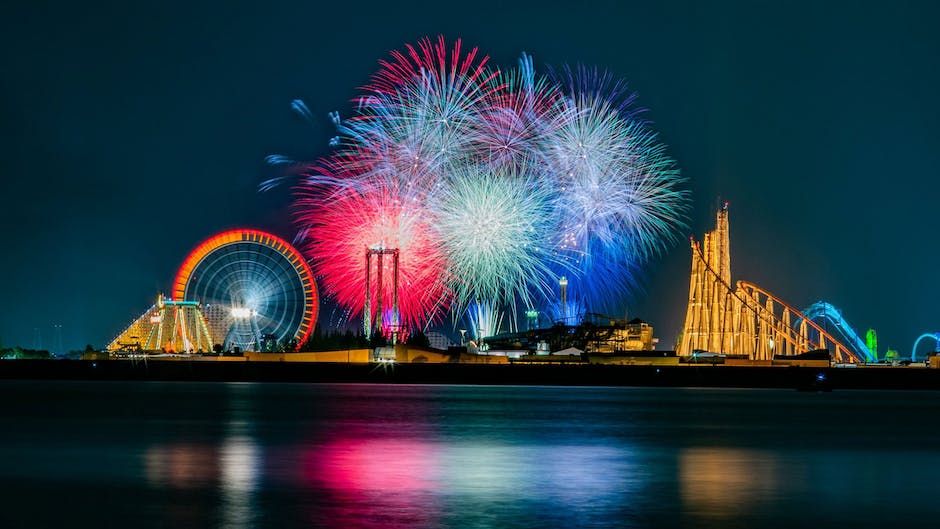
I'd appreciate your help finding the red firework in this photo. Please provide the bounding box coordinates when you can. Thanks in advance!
[295,182,451,329]
[292,37,502,326]
[365,35,496,97]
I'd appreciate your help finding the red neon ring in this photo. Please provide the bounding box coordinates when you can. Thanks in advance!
[172,229,318,346]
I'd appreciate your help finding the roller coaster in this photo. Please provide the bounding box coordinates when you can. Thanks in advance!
[678,206,939,364]
[796,302,875,362]
[680,207,863,362]
[677,206,940,364]
[912,333,940,361]
[798,304,940,363]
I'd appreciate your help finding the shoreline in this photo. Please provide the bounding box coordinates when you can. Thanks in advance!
[2,360,940,390]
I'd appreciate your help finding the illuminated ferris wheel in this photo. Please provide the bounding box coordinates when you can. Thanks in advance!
[172,229,318,351]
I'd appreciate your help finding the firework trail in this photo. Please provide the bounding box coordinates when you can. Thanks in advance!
[291,99,316,123]
[464,299,504,341]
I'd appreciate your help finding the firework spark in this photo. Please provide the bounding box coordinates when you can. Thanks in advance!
[464,299,504,341]
[294,182,450,329]
[431,164,557,310]
[287,37,688,329]
[332,36,500,196]
[546,67,688,308]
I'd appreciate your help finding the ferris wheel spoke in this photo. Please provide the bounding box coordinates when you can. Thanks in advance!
[176,230,318,351]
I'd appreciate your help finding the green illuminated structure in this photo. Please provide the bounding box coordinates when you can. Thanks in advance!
[885,349,899,364]
[865,329,878,362]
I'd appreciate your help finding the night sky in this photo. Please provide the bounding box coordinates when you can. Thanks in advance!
[2,0,937,354]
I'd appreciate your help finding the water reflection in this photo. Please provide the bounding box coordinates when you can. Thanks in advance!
[138,385,657,527]
[143,436,261,527]
[5,382,940,528]
[298,437,641,528]
[145,443,218,489]
[220,435,260,529]
[220,384,261,529]
[679,447,786,519]
[305,438,441,491]
[143,383,261,528]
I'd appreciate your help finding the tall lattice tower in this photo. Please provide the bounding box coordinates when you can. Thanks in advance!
[705,204,731,284]
[363,246,400,342]
[681,204,736,355]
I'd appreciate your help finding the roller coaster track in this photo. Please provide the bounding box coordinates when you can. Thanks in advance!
[912,333,940,361]
[679,207,863,363]
[798,305,939,362]
[796,302,874,362]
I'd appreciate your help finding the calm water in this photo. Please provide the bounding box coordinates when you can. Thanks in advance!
[0,381,938,528]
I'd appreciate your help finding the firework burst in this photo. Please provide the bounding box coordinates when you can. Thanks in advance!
[332,36,500,196]
[431,164,557,310]
[287,37,688,329]
[294,182,450,329]
[546,67,688,309]
[476,53,571,170]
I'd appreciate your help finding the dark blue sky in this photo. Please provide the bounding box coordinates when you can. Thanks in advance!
[1,0,937,353]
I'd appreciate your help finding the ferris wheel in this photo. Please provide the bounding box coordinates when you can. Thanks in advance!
[172,229,318,351]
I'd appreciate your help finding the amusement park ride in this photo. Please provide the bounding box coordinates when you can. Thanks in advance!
[108,229,318,354]
[678,205,937,363]
[363,246,401,342]
[107,212,936,362]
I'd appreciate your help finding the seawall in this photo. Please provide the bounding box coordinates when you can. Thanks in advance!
[2,360,940,390]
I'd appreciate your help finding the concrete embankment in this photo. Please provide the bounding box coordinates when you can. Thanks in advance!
[2,360,940,390]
